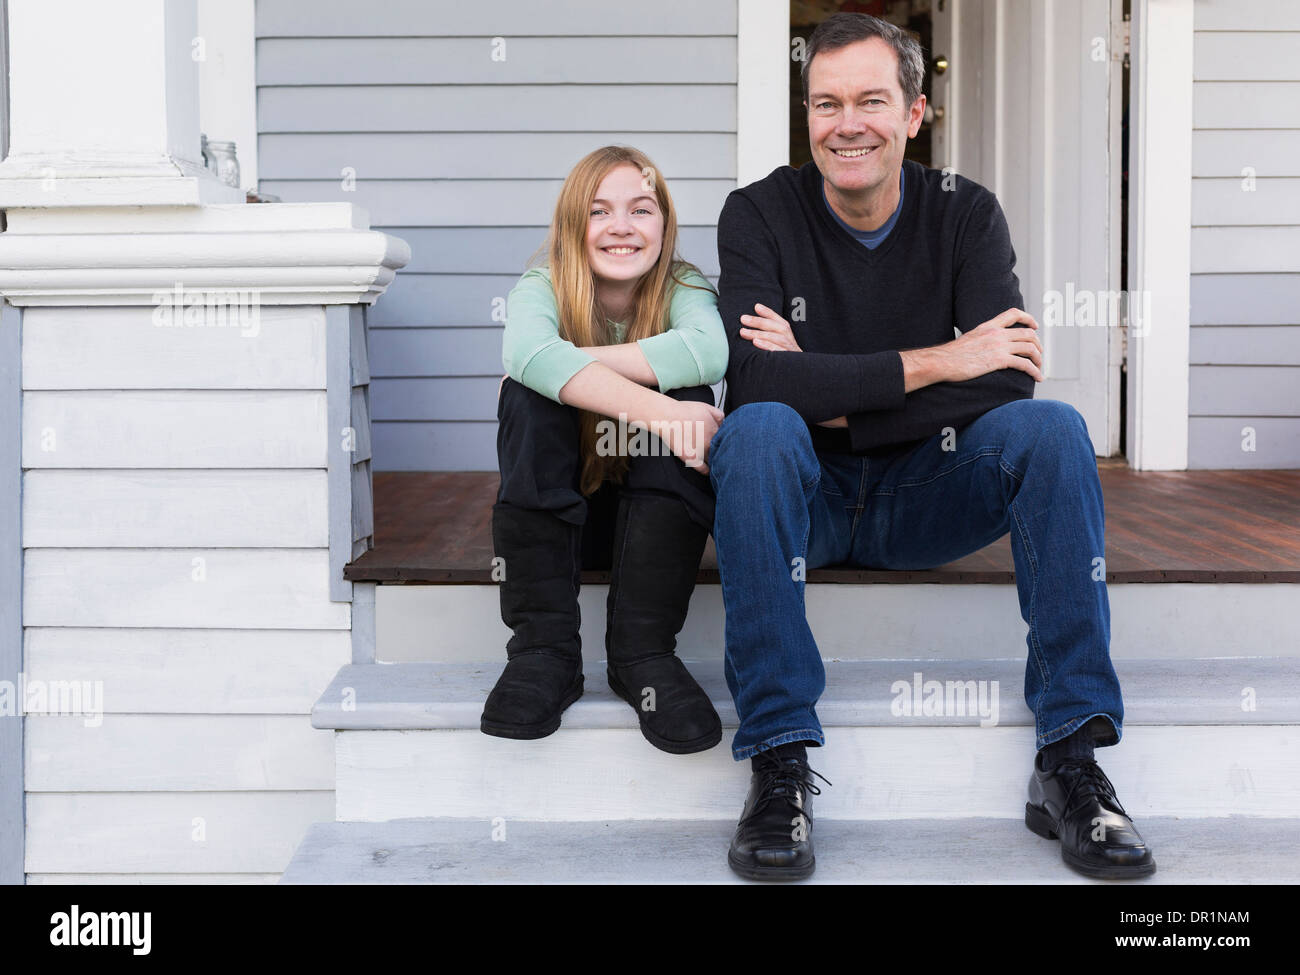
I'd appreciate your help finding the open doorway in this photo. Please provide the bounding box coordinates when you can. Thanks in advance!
[785,0,1127,459]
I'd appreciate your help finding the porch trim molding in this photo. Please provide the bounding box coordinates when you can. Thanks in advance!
[1126,0,1193,470]
[0,204,410,307]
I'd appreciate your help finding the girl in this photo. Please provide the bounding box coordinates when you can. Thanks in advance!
[481,145,727,754]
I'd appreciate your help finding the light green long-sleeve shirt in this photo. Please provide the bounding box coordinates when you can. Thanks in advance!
[502,265,729,403]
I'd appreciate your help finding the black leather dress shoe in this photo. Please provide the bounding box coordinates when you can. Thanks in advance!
[728,750,829,881]
[1026,753,1156,879]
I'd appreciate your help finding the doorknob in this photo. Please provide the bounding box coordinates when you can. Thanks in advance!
[932,55,949,75]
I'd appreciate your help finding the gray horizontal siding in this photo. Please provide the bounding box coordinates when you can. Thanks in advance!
[257,37,736,85]
[1189,3,1300,469]
[371,377,500,422]
[1189,366,1300,416]
[372,422,497,472]
[256,0,737,36]
[364,227,720,277]
[1191,227,1300,273]
[367,270,718,328]
[256,0,737,471]
[1193,31,1300,80]
[1194,82,1300,129]
[1190,326,1300,365]
[1188,417,1300,468]
[1192,0,1298,32]
[254,179,734,227]
[1191,274,1300,324]
[1192,179,1300,226]
[370,328,505,376]
[258,85,735,133]
[1193,131,1300,177]
[367,274,522,327]
[259,133,736,180]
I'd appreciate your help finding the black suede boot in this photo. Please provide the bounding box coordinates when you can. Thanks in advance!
[480,503,584,739]
[605,491,722,754]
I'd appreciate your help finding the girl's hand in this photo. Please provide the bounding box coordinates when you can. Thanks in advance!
[649,400,725,475]
[739,303,802,352]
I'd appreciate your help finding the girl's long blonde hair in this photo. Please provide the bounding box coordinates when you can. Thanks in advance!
[530,145,713,495]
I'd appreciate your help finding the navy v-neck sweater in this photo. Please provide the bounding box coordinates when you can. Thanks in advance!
[716,159,1036,455]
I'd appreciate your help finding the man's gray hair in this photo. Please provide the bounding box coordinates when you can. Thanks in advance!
[801,12,926,111]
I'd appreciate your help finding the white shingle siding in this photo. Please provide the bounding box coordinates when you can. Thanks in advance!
[20,304,347,881]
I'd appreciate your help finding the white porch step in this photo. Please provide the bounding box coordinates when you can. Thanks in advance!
[373,582,1300,663]
[312,659,1300,822]
[279,816,1300,884]
[314,658,1299,730]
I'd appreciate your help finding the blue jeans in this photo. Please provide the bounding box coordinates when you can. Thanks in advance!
[708,398,1123,761]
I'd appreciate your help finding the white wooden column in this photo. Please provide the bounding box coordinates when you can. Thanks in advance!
[0,0,409,882]
[0,0,242,206]
[197,0,258,196]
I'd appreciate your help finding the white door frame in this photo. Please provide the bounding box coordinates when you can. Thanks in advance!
[737,0,1193,469]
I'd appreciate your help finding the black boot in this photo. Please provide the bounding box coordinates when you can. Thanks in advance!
[605,491,722,754]
[480,503,584,740]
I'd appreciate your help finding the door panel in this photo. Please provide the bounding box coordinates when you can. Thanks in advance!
[935,0,1121,455]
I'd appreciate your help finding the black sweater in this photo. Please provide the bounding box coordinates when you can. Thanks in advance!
[716,159,1035,455]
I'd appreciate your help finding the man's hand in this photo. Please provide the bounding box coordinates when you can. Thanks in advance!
[648,399,725,475]
[931,308,1045,384]
[739,303,802,352]
[738,307,847,426]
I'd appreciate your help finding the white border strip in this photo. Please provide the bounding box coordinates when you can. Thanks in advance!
[1126,0,1193,470]
[736,0,789,188]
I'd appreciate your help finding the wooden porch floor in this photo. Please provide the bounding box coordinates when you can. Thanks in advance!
[344,464,1300,585]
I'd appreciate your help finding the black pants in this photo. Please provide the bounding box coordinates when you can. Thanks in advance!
[495,377,717,570]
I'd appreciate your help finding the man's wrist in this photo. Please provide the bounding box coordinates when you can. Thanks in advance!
[900,347,948,393]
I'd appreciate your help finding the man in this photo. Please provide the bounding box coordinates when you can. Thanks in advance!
[707,12,1154,882]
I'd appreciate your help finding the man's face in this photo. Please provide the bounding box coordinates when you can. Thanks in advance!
[805,37,925,199]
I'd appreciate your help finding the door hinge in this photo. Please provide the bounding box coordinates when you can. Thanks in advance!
[1112,16,1131,66]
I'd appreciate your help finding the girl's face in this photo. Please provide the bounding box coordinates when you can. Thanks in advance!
[585,163,664,292]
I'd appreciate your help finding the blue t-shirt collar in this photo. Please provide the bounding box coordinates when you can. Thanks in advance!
[822,168,904,249]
